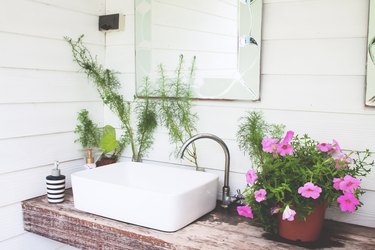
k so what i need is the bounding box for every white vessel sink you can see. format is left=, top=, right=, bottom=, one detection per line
left=71, top=162, right=218, bottom=232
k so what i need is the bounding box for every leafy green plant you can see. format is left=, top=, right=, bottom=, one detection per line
left=236, top=111, right=374, bottom=234
left=99, top=125, right=119, bottom=154
left=74, top=109, right=100, bottom=149
left=66, top=35, right=157, bottom=162
left=134, top=77, right=158, bottom=162
left=156, top=55, right=200, bottom=169
left=237, top=111, right=284, bottom=169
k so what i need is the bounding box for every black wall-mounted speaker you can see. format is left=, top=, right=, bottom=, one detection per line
left=99, top=14, right=124, bottom=31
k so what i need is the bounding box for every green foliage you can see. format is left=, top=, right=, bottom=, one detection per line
left=99, top=125, right=119, bottom=154
left=237, top=111, right=284, bottom=169
left=156, top=55, right=200, bottom=169
left=135, top=77, right=158, bottom=162
left=74, top=109, right=100, bottom=149
left=237, top=112, right=374, bottom=234
left=66, top=35, right=157, bottom=161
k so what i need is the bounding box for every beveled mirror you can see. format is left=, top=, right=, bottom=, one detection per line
left=135, top=0, right=263, bottom=101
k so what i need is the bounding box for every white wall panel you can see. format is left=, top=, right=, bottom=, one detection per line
left=0, top=33, right=104, bottom=71
left=0, top=69, right=99, bottom=104
left=0, top=203, right=24, bottom=241
left=261, top=38, right=367, bottom=76
left=0, top=0, right=104, bottom=45
left=0, top=133, right=84, bottom=174
left=263, top=0, right=369, bottom=40
left=0, top=102, right=103, bottom=139
left=29, top=0, right=105, bottom=16
left=105, top=45, right=135, bottom=74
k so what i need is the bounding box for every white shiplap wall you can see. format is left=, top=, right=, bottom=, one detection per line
left=0, top=0, right=105, bottom=241
left=106, top=0, right=375, bottom=228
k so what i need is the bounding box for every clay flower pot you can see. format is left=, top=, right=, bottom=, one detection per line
left=278, top=202, right=327, bottom=242
left=96, top=156, right=117, bottom=167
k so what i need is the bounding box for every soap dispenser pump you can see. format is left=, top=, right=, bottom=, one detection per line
left=46, top=161, right=66, bottom=204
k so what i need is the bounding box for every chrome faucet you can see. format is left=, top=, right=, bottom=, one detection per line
left=178, top=133, right=234, bottom=208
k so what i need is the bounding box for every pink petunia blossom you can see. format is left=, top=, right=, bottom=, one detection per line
left=339, top=175, right=361, bottom=193
left=332, top=139, right=342, bottom=153
left=333, top=177, right=342, bottom=190
left=337, top=192, right=360, bottom=213
left=331, top=139, right=345, bottom=158
left=317, top=143, right=333, bottom=152
left=246, top=170, right=258, bottom=185
left=282, top=205, right=296, bottom=221
left=237, top=205, right=254, bottom=218
left=254, top=189, right=267, bottom=202
left=298, top=182, right=322, bottom=199
left=281, top=130, right=294, bottom=144
left=262, top=137, right=279, bottom=153
left=277, top=143, right=294, bottom=156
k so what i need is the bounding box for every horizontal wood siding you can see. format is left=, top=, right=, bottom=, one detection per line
left=106, top=0, right=375, bottom=228
left=0, top=0, right=105, bottom=241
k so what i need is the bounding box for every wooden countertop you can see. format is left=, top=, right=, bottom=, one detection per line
left=22, top=189, right=375, bottom=249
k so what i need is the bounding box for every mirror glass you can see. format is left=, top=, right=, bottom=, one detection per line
left=135, top=0, right=263, bottom=101
left=366, top=0, right=375, bottom=106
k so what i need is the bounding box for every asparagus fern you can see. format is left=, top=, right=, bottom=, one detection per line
left=156, top=55, right=200, bottom=169
left=66, top=35, right=157, bottom=161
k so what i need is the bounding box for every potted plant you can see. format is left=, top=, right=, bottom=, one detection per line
left=236, top=112, right=374, bottom=242
left=75, top=109, right=120, bottom=167
left=74, top=109, right=100, bottom=166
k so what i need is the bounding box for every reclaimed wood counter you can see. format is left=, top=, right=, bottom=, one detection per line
left=22, top=190, right=375, bottom=250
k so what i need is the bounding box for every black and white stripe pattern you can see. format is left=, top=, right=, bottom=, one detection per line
left=46, top=178, right=65, bottom=203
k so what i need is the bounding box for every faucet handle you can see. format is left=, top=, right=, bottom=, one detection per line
left=232, top=189, right=246, bottom=205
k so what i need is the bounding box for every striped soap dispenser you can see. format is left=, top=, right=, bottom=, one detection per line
left=46, top=161, right=66, bottom=204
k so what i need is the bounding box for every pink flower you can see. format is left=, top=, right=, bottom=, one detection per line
left=339, top=175, right=361, bottom=193
left=332, top=139, right=342, bottom=153
left=282, top=205, right=296, bottom=221
left=254, top=189, right=267, bottom=202
left=262, top=137, right=279, bottom=153
left=276, top=131, right=294, bottom=156
left=277, top=143, right=294, bottom=156
left=246, top=170, right=258, bottom=184
left=317, top=143, right=333, bottom=152
left=298, top=182, right=322, bottom=199
left=331, top=139, right=345, bottom=158
left=281, top=130, right=294, bottom=144
left=337, top=192, right=360, bottom=213
left=333, top=177, right=342, bottom=190
left=237, top=205, right=254, bottom=218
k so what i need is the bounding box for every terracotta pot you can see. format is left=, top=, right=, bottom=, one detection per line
left=95, top=156, right=117, bottom=167
left=278, top=202, right=327, bottom=242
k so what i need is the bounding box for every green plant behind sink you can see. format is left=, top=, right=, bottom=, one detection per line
left=66, top=35, right=157, bottom=162
left=74, top=109, right=100, bottom=149
left=75, top=109, right=119, bottom=162
left=156, top=55, right=200, bottom=170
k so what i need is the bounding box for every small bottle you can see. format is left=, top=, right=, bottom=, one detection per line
left=46, top=161, right=66, bottom=204
left=84, top=148, right=96, bottom=169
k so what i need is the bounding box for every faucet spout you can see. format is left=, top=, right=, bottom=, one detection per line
left=179, top=133, right=231, bottom=208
